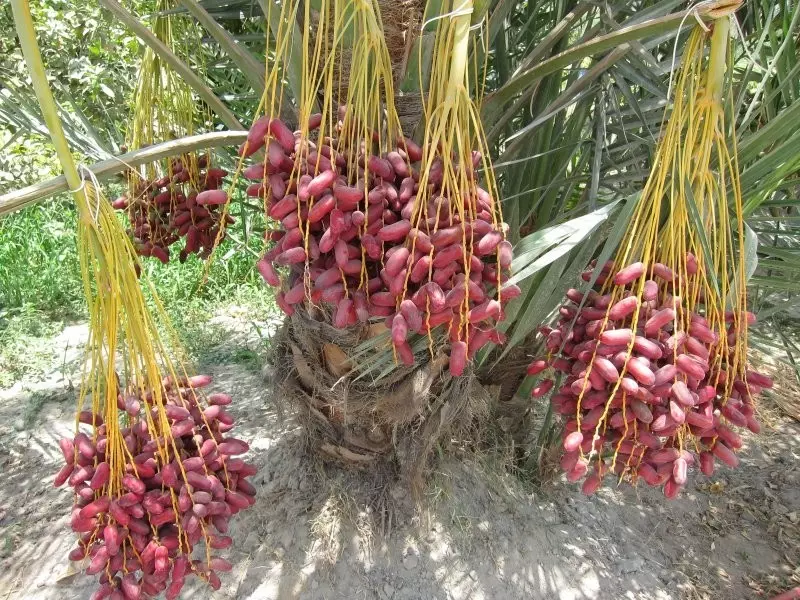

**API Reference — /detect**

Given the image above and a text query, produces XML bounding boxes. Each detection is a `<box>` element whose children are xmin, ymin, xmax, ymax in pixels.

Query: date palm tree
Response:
<box><xmin>2</xmin><ymin>0</ymin><xmax>799</xmax><ymax>480</ymax></box>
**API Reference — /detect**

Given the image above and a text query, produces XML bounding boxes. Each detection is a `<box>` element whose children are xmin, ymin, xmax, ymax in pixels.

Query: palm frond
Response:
<box><xmin>97</xmin><ymin>0</ymin><xmax>243</xmax><ymax>130</ymax></box>
<box><xmin>177</xmin><ymin>0</ymin><xmax>266</xmax><ymax>95</ymax></box>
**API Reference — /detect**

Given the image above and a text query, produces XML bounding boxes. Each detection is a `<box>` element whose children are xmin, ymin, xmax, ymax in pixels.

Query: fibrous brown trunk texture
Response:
<box><xmin>272</xmin><ymin>308</ymin><xmax>491</xmax><ymax>488</ymax></box>
<box><xmin>307</xmin><ymin>0</ymin><xmax>425</xmax><ymax>133</ymax></box>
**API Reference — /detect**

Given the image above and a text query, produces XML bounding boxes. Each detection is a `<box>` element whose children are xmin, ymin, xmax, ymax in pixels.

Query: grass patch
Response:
<box><xmin>0</xmin><ymin>306</ymin><xmax>66</xmax><ymax>388</ymax></box>
<box><xmin>0</xmin><ymin>179</ymin><xmax>277</xmax><ymax>385</ymax></box>
<box><xmin>0</xmin><ymin>200</ymin><xmax>85</xmax><ymax>318</ymax></box>
<box><xmin>0</xmin><ymin>528</ymin><xmax>17</xmax><ymax>559</ymax></box>
<box><xmin>18</xmin><ymin>387</ymin><xmax>75</xmax><ymax>430</ymax></box>
<box><xmin>159</xmin><ymin>282</ymin><xmax>278</xmax><ymax>371</ymax></box>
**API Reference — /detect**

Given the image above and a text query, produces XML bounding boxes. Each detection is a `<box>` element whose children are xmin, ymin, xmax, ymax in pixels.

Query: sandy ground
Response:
<box><xmin>0</xmin><ymin>317</ymin><xmax>798</xmax><ymax>600</ymax></box>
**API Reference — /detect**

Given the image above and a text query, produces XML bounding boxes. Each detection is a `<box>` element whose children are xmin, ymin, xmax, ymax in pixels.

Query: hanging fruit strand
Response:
<box><xmin>114</xmin><ymin>0</ymin><xmax>232</xmax><ymax>266</ymax></box>
<box><xmin>239</xmin><ymin>0</ymin><xmax>517</xmax><ymax>377</ymax></box>
<box><xmin>10</xmin><ymin>1</ymin><xmax>257</xmax><ymax>594</ymax></box>
<box><xmin>402</xmin><ymin>0</ymin><xmax>511</xmax><ymax>374</ymax></box>
<box><xmin>56</xmin><ymin>180</ymin><xmax>257</xmax><ymax>599</ymax></box>
<box><xmin>526</xmin><ymin>8</ymin><xmax>771</xmax><ymax>499</ymax></box>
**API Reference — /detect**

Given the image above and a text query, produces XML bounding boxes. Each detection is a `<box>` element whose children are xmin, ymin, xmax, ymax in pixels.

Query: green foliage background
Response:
<box><xmin>1</xmin><ymin>0</ymin><xmax>136</xmax><ymax>315</ymax></box>
<box><xmin>0</xmin><ymin>0</ymin><xmax>269</xmax><ymax>319</ymax></box>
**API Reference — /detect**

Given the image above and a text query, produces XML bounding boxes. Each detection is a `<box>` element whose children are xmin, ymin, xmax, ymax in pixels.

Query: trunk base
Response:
<box><xmin>272</xmin><ymin>309</ymin><xmax>491</xmax><ymax>490</ymax></box>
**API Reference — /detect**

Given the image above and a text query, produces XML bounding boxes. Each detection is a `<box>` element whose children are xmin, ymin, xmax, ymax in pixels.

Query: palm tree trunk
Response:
<box><xmin>272</xmin><ymin>307</ymin><xmax>491</xmax><ymax>486</ymax></box>
<box><xmin>270</xmin><ymin>0</ymin><xmax>506</xmax><ymax>484</ymax></box>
